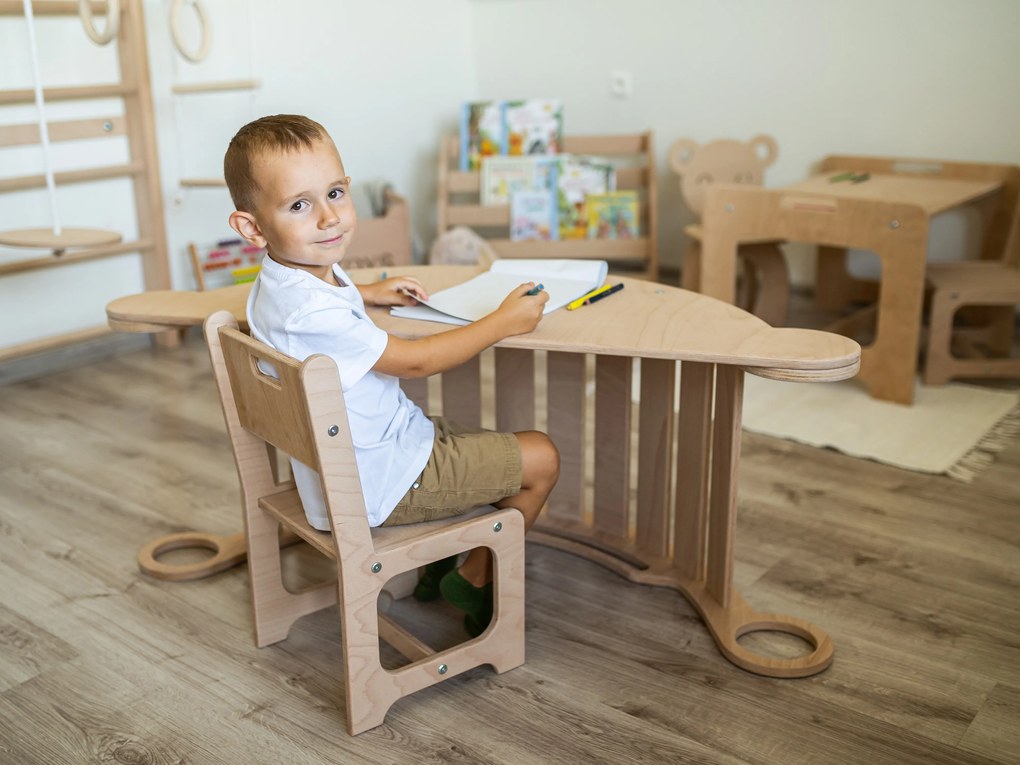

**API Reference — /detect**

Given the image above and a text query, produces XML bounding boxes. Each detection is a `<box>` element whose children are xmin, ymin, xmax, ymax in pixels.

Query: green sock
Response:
<box><xmin>439</xmin><ymin>569</ymin><xmax>493</xmax><ymax>638</ymax></box>
<box><xmin>413</xmin><ymin>556</ymin><xmax>458</xmax><ymax>602</ymax></box>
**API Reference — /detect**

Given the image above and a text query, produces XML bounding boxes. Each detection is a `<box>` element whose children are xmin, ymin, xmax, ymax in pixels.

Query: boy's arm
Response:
<box><xmin>358</xmin><ymin>276</ymin><xmax>428</xmax><ymax>307</ymax></box>
<box><xmin>373</xmin><ymin>283</ymin><xmax>548</xmax><ymax>378</ymax></box>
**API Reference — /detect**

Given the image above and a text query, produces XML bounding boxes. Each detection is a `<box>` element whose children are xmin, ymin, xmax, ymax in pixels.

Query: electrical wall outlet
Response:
<box><xmin>610</xmin><ymin>70</ymin><xmax>633</xmax><ymax>99</ymax></box>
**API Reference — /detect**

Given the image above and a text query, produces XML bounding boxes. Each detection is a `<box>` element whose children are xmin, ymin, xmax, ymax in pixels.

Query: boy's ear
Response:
<box><xmin>228</xmin><ymin>210</ymin><xmax>266</xmax><ymax>248</ymax></box>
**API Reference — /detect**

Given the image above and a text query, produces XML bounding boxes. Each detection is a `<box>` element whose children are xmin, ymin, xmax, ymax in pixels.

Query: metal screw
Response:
<box><xmin>890</xmin><ymin>220</ymin><xmax>900</xmax><ymax>229</ymax></box>
<box><xmin>493</xmin><ymin>521</ymin><xmax>502</xmax><ymax>532</ymax></box>
<box><xmin>327</xmin><ymin>425</ymin><xmax>339</xmax><ymax>437</ymax></box>
<box><xmin>438</xmin><ymin>664</ymin><xmax>448</xmax><ymax>675</ymax></box>
<box><xmin>103</xmin><ymin>120</ymin><xmax>113</xmax><ymax>132</ymax></box>
<box><xmin>371</xmin><ymin>562</ymin><xmax>382</xmax><ymax>573</ymax></box>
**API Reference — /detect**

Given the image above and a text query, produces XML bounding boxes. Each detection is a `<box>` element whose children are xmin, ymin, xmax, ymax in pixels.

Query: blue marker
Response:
<box><xmin>526</xmin><ymin>283</ymin><xmax>544</xmax><ymax>296</ymax></box>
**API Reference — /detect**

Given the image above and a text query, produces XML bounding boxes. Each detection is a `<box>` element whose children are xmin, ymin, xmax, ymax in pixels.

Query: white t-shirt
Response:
<box><xmin>246</xmin><ymin>257</ymin><xmax>434</xmax><ymax>529</ymax></box>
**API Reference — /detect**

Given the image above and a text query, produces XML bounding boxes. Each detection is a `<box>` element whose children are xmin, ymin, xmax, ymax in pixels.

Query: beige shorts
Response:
<box><xmin>382</xmin><ymin>416</ymin><xmax>522</xmax><ymax>526</ymax></box>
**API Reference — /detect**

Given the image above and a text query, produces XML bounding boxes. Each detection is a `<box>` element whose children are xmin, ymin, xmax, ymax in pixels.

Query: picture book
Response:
<box><xmin>553</xmin><ymin>156</ymin><xmax>616</xmax><ymax>240</ymax></box>
<box><xmin>503</xmin><ymin>99</ymin><xmax>563</xmax><ymax>157</ymax></box>
<box><xmin>390</xmin><ymin>258</ymin><xmax>608</xmax><ymax>326</ymax></box>
<box><xmin>480</xmin><ymin>155</ymin><xmax>556</xmax><ymax>206</ymax></box>
<box><xmin>587</xmin><ymin>191</ymin><xmax>639</xmax><ymax>240</ymax></box>
<box><xmin>510</xmin><ymin>189</ymin><xmax>557</xmax><ymax>241</ymax></box>
<box><xmin>460</xmin><ymin>100</ymin><xmax>504</xmax><ymax>171</ymax></box>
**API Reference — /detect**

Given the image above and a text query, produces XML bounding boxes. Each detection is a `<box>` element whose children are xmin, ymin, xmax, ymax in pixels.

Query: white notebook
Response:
<box><xmin>390</xmin><ymin>259</ymin><xmax>608</xmax><ymax>326</ymax></box>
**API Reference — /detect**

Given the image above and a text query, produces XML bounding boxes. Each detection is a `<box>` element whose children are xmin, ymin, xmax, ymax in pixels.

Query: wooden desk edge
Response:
<box><xmin>743</xmin><ymin>359</ymin><xmax>861</xmax><ymax>383</ymax></box>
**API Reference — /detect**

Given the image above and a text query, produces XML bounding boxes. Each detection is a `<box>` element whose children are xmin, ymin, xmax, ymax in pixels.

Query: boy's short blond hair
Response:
<box><xmin>224</xmin><ymin>114</ymin><xmax>332</xmax><ymax>212</ymax></box>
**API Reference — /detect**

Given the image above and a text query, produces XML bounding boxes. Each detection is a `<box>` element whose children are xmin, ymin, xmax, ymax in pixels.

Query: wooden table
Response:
<box><xmin>698</xmin><ymin>173</ymin><xmax>1004</xmax><ymax>405</ymax></box>
<box><xmin>108</xmin><ymin>265</ymin><xmax>860</xmax><ymax>678</ymax></box>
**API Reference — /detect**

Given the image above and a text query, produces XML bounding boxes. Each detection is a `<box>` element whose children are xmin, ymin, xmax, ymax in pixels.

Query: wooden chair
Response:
<box><xmin>668</xmin><ymin>135</ymin><xmax>790</xmax><ymax>326</ymax></box>
<box><xmin>924</xmin><ymin>198</ymin><xmax>1020</xmax><ymax>384</ymax></box>
<box><xmin>203</xmin><ymin>310</ymin><xmax>526</xmax><ymax>735</ymax></box>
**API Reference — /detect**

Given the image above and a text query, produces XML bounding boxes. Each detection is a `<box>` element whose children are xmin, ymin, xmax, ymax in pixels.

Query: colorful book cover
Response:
<box><xmin>553</xmin><ymin>156</ymin><xmax>616</xmax><ymax>240</ymax></box>
<box><xmin>586</xmin><ymin>191</ymin><xmax>639</xmax><ymax>240</ymax></box>
<box><xmin>459</xmin><ymin>100</ymin><xmax>504</xmax><ymax>171</ymax></box>
<box><xmin>503</xmin><ymin>99</ymin><xmax>563</xmax><ymax>157</ymax></box>
<box><xmin>510</xmin><ymin>189</ymin><xmax>558</xmax><ymax>241</ymax></box>
<box><xmin>480</xmin><ymin>155</ymin><xmax>556</xmax><ymax>206</ymax></box>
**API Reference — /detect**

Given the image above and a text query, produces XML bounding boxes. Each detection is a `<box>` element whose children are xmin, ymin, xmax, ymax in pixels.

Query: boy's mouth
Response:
<box><xmin>317</xmin><ymin>233</ymin><xmax>344</xmax><ymax>246</ymax></box>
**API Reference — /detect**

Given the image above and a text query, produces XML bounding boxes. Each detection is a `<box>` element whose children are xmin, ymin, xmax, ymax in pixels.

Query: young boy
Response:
<box><xmin>223</xmin><ymin>114</ymin><xmax>559</xmax><ymax>637</ymax></box>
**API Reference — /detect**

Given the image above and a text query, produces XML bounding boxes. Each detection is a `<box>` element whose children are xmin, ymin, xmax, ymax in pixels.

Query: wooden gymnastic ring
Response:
<box><xmin>170</xmin><ymin>0</ymin><xmax>212</xmax><ymax>63</ymax></box>
<box><xmin>79</xmin><ymin>0</ymin><xmax>120</xmax><ymax>46</ymax></box>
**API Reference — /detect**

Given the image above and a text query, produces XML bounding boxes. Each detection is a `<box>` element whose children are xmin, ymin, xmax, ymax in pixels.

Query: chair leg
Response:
<box><xmin>740</xmin><ymin>243</ymin><xmax>790</xmax><ymax>327</ymax></box>
<box><xmin>924</xmin><ymin>289</ymin><xmax>960</xmax><ymax>386</ymax></box>
<box><xmin>340</xmin><ymin>510</ymin><xmax>527</xmax><ymax>735</ymax></box>
<box><xmin>245</xmin><ymin>501</ymin><xmax>337</xmax><ymax>647</ymax></box>
<box><xmin>681</xmin><ymin>240</ymin><xmax>701</xmax><ymax>292</ymax></box>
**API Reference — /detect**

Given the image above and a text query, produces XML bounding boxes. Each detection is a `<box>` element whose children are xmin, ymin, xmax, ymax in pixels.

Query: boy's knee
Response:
<box><xmin>519</xmin><ymin>431</ymin><xmax>559</xmax><ymax>484</ymax></box>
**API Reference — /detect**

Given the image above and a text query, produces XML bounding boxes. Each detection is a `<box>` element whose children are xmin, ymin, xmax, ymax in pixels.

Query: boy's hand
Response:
<box><xmin>492</xmin><ymin>282</ymin><xmax>548</xmax><ymax>336</ymax></box>
<box><xmin>360</xmin><ymin>276</ymin><xmax>428</xmax><ymax>306</ymax></box>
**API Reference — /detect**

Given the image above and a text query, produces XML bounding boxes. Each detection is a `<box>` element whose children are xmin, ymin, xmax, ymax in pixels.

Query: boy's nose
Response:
<box><xmin>318</xmin><ymin>207</ymin><xmax>340</xmax><ymax>229</ymax></box>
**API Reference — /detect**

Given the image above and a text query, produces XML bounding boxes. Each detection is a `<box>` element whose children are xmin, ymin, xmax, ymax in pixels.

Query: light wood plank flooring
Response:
<box><xmin>1</xmin><ymin>311</ymin><xmax>1018</xmax><ymax>764</ymax></box>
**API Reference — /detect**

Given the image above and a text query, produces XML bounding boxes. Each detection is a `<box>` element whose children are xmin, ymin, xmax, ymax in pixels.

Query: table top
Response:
<box><xmin>106</xmin><ymin>265</ymin><xmax>860</xmax><ymax>381</ymax></box>
<box><xmin>785</xmin><ymin>173</ymin><xmax>1002</xmax><ymax>216</ymax></box>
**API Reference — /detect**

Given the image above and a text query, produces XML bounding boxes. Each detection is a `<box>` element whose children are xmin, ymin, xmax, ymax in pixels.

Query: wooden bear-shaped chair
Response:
<box><xmin>669</xmin><ymin>135</ymin><xmax>790</xmax><ymax>326</ymax></box>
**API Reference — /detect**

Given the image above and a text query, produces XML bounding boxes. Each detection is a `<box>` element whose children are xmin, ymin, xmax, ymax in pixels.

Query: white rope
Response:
<box><xmin>22</xmin><ymin>0</ymin><xmax>60</xmax><ymax>236</ymax></box>
<box><xmin>79</xmin><ymin>0</ymin><xmax>121</xmax><ymax>46</ymax></box>
<box><xmin>170</xmin><ymin>0</ymin><xmax>212</xmax><ymax>63</ymax></box>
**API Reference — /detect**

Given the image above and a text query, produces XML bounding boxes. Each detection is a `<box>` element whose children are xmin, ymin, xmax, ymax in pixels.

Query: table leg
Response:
<box><xmin>857</xmin><ymin>219</ymin><xmax>930</xmax><ymax>405</ymax></box>
<box><xmin>533</xmin><ymin>357</ymin><xmax>834</xmax><ymax>678</ymax></box>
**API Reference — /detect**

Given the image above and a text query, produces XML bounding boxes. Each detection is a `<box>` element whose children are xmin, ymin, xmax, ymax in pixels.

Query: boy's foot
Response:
<box><xmin>413</xmin><ymin>556</ymin><xmax>459</xmax><ymax>602</ymax></box>
<box><xmin>439</xmin><ymin>569</ymin><xmax>493</xmax><ymax>638</ymax></box>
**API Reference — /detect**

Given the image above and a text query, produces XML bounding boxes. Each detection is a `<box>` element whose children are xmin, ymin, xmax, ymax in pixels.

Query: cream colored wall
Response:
<box><xmin>468</xmin><ymin>0</ymin><xmax>1020</xmax><ymax>281</ymax></box>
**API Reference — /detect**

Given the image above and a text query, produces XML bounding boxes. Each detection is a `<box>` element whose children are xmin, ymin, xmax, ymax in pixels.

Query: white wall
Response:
<box><xmin>2</xmin><ymin>0</ymin><xmax>1018</xmax><ymax>353</ymax></box>
<box><xmin>469</xmin><ymin>0</ymin><xmax>1020</xmax><ymax>278</ymax></box>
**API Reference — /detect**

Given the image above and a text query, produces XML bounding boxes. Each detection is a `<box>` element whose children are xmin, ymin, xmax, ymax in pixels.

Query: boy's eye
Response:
<box><xmin>290</xmin><ymin>200</ymin><xmax>307</xmax><ymax>212</ymax></box>
<box><xmin>328</xmin><ymin>188</ymin><xmax>345</xmax><ymax>200</ymax></box>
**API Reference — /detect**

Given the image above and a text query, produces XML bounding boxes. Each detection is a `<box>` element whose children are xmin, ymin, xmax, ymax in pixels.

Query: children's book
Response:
<box><xmin>460</xmin><ymin>101</ymin><xmax>504</xmax><ymax>171</ymax></box>
<box><xmin>587</xmin><ymin>191</ymin><xmax>639</xmax><ymax>240</ymax></box>
<box><xmin>480</xmin><ymin>155</ymin><xmax>556</xmax><ymax>206</ymax></box>
<box><xmin>390</xmin><ymin>258</ymin><xmax>608</xmax><ymax>326</ymax></box>
<box><xmin>503</xmin><ymin>99</ymin><xmax>563</xmax><ymax>157</ymax></box>
<box><xmin>510</xmin><ymin>189</ymin><xmax>557</xmax><ymax>241</ymax></box>
<box><xmin>553</xmin><ymin>156</ymin><xmax>616</xmax><ymax>240</ymax></box>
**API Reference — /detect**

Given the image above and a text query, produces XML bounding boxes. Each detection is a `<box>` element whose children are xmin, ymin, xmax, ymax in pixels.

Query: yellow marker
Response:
<box><xmin>566</xmin><ymin>284</ymin><xmax>611</xmax><ymax>310</ymax></box>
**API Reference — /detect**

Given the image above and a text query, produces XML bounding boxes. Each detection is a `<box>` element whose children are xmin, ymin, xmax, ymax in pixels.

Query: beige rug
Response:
<box><xmin>741</xmin><ymin>375</ymin><xmax>1020</xmax><ymax>481</ymax></box>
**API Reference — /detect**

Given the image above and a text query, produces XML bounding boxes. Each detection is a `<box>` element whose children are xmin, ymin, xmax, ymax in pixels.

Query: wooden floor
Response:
<box><xmin>1</xmin><ymin>303</ymin><xmax>1018</xmax><ymax>764</ymax></box>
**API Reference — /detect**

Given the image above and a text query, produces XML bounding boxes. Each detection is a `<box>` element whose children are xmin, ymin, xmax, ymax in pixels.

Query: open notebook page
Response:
<box><xmin>390</xmin><ymin>259</ymin><xmax>608</xmax><ymax>326</ymax></box>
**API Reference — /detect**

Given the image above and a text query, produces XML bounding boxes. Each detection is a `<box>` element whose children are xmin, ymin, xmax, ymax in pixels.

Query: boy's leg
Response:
<box><xmin>441</xmin><ymin>430</ymin><xmax>559</xmax><ymax>636</ymax></box>
<box><xmin>452</xmin><ymin>430</ymin><xmax>560</xmax><ymax>588</ymax></box>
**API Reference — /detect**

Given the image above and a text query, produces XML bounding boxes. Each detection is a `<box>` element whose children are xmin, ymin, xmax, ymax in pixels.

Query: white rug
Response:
<box><xmin>741</xmin><ymin>375</ymin><xmax>1020</xmax><ymax>481</ymax></box>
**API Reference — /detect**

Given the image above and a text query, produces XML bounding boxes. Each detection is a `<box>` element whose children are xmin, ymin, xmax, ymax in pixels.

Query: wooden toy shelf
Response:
<box><xmin>437</xmin><ymin>131</ymin><xmax>658</xmax><ymax>279</ymax></box>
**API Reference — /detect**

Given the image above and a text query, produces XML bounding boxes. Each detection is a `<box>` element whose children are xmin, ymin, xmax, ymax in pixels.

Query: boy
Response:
<box><xmin>224</xmin><ymin>115</ymin><xmax>559</xmax><ymax>637</ymax></box>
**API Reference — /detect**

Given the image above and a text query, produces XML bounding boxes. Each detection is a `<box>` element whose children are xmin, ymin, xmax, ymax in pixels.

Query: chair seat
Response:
<box><xmin>260</xmin><ymin>488</ymin><xmax>501</xmax><ymax>558</ymax></box>
<box><xmin>926</xmin><ymin>260</ymin><xmax>1020</xmax><ymax>293</ymax></box>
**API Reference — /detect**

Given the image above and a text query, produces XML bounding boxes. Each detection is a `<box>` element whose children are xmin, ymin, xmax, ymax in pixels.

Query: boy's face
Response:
<box><xmin>229</xmin><ymin>137</ymin><xmax>357</xmax><ymax>282</ymax></box>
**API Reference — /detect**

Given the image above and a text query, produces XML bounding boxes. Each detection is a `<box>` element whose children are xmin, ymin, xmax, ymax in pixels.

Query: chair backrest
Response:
<box><xmin>203</xmin><ymin>310</ymin><xmax>372</xmax><ymax>546</ymax></box>
<box><xmin>668</xmin><ymin>135</ymin><xmax>778</xmax><ymax>219</ymax></box>
<box><xmin>819</xmin><ymin>154</ymin><xmax>1020</xmax><ymax>266</ymax></box>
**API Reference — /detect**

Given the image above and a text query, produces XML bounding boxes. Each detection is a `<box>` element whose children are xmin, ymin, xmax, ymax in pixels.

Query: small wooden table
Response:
<box><xmin>108</xmin><ymin>266</ymin><xmax>860</xmax><ymax>678</ymax></box>
<box><xmin>698</xmin><ymin>173</ymin><xmax>1004</xmax><ymax>405</ymax></box>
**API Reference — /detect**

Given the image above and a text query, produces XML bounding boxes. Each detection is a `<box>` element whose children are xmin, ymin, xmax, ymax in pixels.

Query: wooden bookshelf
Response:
<box><xmin>437</xmin><ymin>131</ymin><xmax>658</xmax><ymax>279</ymax></box>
